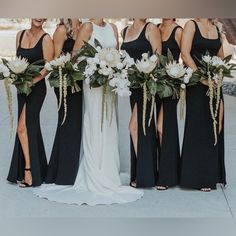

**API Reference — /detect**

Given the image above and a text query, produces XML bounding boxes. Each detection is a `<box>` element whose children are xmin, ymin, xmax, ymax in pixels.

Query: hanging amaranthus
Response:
<box><xmin>148</xmin><ymin>95</ymin><xmax>155</xmax><ymax>127</ymax></box>
<box><xmin>142</xmin><ymin>82</ymin><xmax>148</xmax><ymax>136</ymax></box>
<box><xmin>4</xmin><ymin>78</ymin><xmax>14</xmax><ymax>137</ymax></box>
<box><xmin>179</xmin><ymin>86</ymin><xmax>186</xmax><ymax>120</ymax></box>
<box><xmin>61</xmin><ymin>74</ymin><xmax>68</xmax><ymax>125</ymax></box>
<box><xmin>207</xmin><ymin>68</ymin><xmax>218</xmax><ymax>146</ymax></box>
<box><xmin>58</xmin><ymin>66</ymin><xmax>63</xmax><ymax>111</ymax></box>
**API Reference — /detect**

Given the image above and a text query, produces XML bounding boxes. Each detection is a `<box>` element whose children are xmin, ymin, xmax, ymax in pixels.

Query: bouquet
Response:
<box><xmin>1</xmin><ymin>57</ymin><xmax>43</xmax><ymax>136</ymax></box>
<box><xmin>45</xmin><ymin>53</ymin><xmax>85</xmax><ymax>125</ymax></box>
<box><xmin>76</xmin><ymin>39</ymin><xmax>132</xmax><ymax>130</ymax></box>
<box><xmin>127</xmin><ymin>52</ymin><xmax>173</xmax><ymax>135</ymax></box>
<box><xmin>195</xmin><ymin>52</ymin><xmax>236</xmax><ymax>145</ymax></box>
<box><xmin>157</xmin><ymin>49</ymin><xmax>197</xmax><ymax>118</ymax></box>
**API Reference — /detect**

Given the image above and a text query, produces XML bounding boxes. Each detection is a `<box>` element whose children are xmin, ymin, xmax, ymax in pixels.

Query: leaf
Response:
<box><xmin>167</xmin><ymin>49</ymin><xmax>174</xmax><ymax>62</ymax></box>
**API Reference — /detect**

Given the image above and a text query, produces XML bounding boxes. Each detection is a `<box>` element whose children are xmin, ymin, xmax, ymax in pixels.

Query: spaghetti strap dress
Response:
<box><xmin>45</xmin><ymin>37</ymin><xmax>83</xmax><ymax>185</ymax></box>
<box><xmin>157</xmin><ymin>25</ymin><xmax>182</xmax><ymax>187</ymax></box>
<box><xmin>180</xmin><ymin>20</ymin><xmax>226</xmax><ymax>189</ymax></box>
<box><xmin>7</xmin><ymin>30</ymin><xmax>48</xmax><ymax>187</ymax></box>
<box><xmin>121</xmin><ymin>23</ymin><xmax>158</xmax><ymax>187</ymax></box>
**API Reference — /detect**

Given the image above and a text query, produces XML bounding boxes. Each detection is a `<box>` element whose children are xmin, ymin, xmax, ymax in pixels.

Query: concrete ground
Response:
<box><xmin>0</xmin><ymin>80</ymin><xmax>236</xmax><ymax>218</ymax></box>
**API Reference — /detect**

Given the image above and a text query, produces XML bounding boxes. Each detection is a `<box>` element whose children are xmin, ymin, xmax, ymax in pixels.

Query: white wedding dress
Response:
<box><xmin>33</xmin><ymin>22</ymin><xmax>144</xmax><ymax>205</ymax></box>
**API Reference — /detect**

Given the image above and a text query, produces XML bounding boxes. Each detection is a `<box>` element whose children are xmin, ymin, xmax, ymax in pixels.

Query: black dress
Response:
<box><xmin>180</xmin><ymin>20</ymin><xmax>226</xmax><ymax>189</ymax></box>
<box><xmin>157</xmin><ymin>25</ymin><xmax>182</xmax><ymax>187</ymax></box>
<box><xmin>45</xmin><ymin>37</ymin><xmax>83</xmax><ymax>185</ymax></box>
<box><xmin>7</xmin><ymin>30</ymin><xmax>48</xmax><ymax>187</ymax></box>
<box><xmin>121</xmin><ymin>23</ymin><xmax>158</xmax><ymax>187</ymax></box>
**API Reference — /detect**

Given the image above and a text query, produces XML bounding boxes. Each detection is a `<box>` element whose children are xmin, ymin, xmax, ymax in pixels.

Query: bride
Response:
<box><xmin>33</xmin><ymin>18</ymin><xmax>144</xmax><ymax>205</ymax></box>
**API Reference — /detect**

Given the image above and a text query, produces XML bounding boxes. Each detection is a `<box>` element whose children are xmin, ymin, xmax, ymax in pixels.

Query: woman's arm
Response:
<box><xmin>53</xmin><ymin>25</ymin><xmax>67</xmax><ymax>58</ymax></box>
<box><xmin>72</xmin><ymin>22</ymin><xmax>93</xmax><ymax>57</ymax></box>
<box><xmin>181</xmin><ymin>21</ymin><xmax>197</xmax><ymax>71</ymax></box>
<box><xmin>175</xmin><ymin>27</ymin><xmax>183</xmax><ymax>48</ymax></box>
<box><xmin>217</xmin><ymin>45</ymin><xmax>224</xmax><ymax>59</ymax></box>
<box><xmin>147</xmin><ymin>23</ymin><xmax>162</xmax><ymax>55</ymax></box>
<box><xmin>33</xmin><ymin>34</ymin><xmax>54</xmax><ymax>84</ymax></box>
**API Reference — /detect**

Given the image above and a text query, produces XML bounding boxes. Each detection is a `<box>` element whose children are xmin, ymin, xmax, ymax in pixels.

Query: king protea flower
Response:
<box><xmin>136</xmin><ymin>53</ymin><xmax>157</xmax><ymax>74</ymax></box>
<box><xmin>166</xmin><ymin>61</ymin><xmax>186</xmax><ymax>78</ymax></box>
<box><xmin>98</xmin><ymin>48</ymin><xmax>121</xmax><ymax>68</ymax></box>
<box><xmin>7</xmin><ymin>57</ymin><xmax>29</xmax><ymax>74</ymax></box>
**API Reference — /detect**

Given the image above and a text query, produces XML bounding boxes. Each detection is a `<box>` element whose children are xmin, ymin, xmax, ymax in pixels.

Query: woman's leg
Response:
<box><xmin>17</xmin><ymin>105</ymin><xmax>32</xmax><ymax>187</ymax></box>
<box><xmin>219</xmin><ymin>100</ymin><xmax>224</xmax><ymax>134</ymax></box>
<box><xmin>129</xmin><ymin>103</ymin><xmax>138</xmax><ymax>187</ymax></box>
<box><xmin>157</xmin><ymin>103</ymin><xmax>163</xmax><ymax>145</ymax></box>
<box><xmin>156</xmin><ymin>103</ymin><xmax>168</xmax><ymax>190</ymax></box>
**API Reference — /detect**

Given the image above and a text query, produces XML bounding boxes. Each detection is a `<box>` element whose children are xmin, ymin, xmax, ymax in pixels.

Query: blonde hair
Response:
<box><xmin>59</xmin><ymin>18</ymin><xmax>73</xmax><ymax>38</ymax></box>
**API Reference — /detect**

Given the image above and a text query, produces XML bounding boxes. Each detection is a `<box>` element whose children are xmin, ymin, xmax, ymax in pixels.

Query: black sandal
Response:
<box><xmin>19</xmin><ymin>168</ymin><xmax>32</xmax><ymax>188</ymax></box>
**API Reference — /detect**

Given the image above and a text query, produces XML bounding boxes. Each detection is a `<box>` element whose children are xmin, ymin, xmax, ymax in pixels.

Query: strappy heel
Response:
<box><xmin>19</xmin><ymin>168</ymin><xmax>33</xmax><ymax>188</ymax></box>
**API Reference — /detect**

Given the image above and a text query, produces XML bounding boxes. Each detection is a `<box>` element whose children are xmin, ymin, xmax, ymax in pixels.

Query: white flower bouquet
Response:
<box><xmin>157</xmin><ymin>49</ymin><xmax>197</xmax><ymax>118</ymax></box>
<box><xmin>1</xmin><ymin>57</ymin><xmax>43</xmax><ymax>135</ymax></box>
<box><xmin>127</xmin><ymin>52</ymin><xmax>173</xmax><ymax>135</ymax></box>
<box><xmin>194</xmin><ymin>52</ymin><xmax>236</xmax><ymax>145</ymax></box>
<box><xmin>45</xmin><ymin>53</ymin><xmax>85</xmax><ymax>125</ymax></box>
<box><xmin>75</xmin><ymin>39</ymin><xmax>132</xmax><ymax>130</ymax></box>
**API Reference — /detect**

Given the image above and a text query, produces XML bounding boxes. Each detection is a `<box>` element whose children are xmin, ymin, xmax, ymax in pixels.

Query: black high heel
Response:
<box><xmin>19</xmin><ymin>168</ymin><xmax>33</xmax><ymax>188</ymax></box>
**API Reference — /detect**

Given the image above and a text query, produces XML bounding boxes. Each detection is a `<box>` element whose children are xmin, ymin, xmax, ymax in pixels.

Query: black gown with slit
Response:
<box><xmin>45</xmin><ymin>37</ymin><xmax>83</xmax><ymax>185</ymax></box>
<box><xmin>180</xmin><ymin>20</ymin><xmax>226</xmax><ymax>189</ymax></box>
<box><xmin>157</xmin><ymin>25</ymin><xmax>182</xmax><ymax>187</ymax></box>
<box><xmin>121</xmin><ymin>23</ymin><xmax>158</xmax><ymax>187</ymax></box>
<box><xmin>7</xmin><ymin>30</ymin><xmax>48</xmax><ymax>187</ymax></box>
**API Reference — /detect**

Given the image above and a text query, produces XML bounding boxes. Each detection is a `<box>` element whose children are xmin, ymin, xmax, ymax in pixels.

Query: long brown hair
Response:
<box><xmin>59</xmin><ymin>18</ymin><xmax>73</xmax><ymax>38</ymax></box>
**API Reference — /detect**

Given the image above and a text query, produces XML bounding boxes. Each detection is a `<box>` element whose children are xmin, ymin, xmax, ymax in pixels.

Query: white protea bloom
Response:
<box><xmin>52</xmin><ymin>53</ymin><xmax>71</xmax><ymax>67</ymax></box>
<box><xmin>166</xmin><ymin>61</ymin><xmax>186</xmax><ymax>78</ymax></box>
<box><xmin>150</xmin><ymin>54</ymin><xmax>158</xmax><ymax>63</ymax></box>
<box><xmin>212</xmin><ymin>56</ymin><xmax>225</xmax><ymax>67</ymax></box>
<box><xmin>202</xmin><ymin>55</ymin><xmax>212</xmax><ymax>64</ymax></box>
<box><xmin>181</xmin><ymin>83</ymin><xmax>186</xmax><ymax>89</ymax></box>
<box><xmin>7</xmin><ymin>57</ymin><xmax>29</xmax><ymax>74</ymax></box>
<box><xmin>98</xmin><ymin>48</ymin><xmax>121</xmax><ymax>68</ymax></box>
<box><xmin>45</xmin><ymin>62</ymin><xmax>53</xmax><ymax>71</ymax></box>
<box><xmin>136</xmin><ymin>54</ymin><xmax>157</xmax><ymax>74</ymax></box>
<box><xmin>0</xmin><ymin>63</ymin><xmax>10</xmax><ymax>77</ymax></box>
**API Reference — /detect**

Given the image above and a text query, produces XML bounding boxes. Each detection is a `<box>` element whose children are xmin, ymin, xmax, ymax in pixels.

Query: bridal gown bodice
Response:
<box><xmin>33</xmin><ymin>22</ymin><xmax>144</xmax><ymax>205</ymax></box>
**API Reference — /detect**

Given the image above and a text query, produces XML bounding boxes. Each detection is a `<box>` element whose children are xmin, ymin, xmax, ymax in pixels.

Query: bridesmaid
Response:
<box><xmin>156</xmin><ymin>19</ymin><xmax>183</xmax><ymax>190</ymax></box>
<box><xmin>45</xmin><ymin>18</ymin><xmax>83</xmax><ymax>185</ymax></box>
<box><xmin>180</xmin><ymin>18</ymin><xmax>226</xmax><ymax>191</ymax></box>
<box><xmin>121</xmin><ymin>19</ymin><xmax>162</xmax><ymax>188</ymax></box>
<box><xmin>7</xmin><ymin>18</ymin><xmax>54</xmax><ymax>187</ymax></box>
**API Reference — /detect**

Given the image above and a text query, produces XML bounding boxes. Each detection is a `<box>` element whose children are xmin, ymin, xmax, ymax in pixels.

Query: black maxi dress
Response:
<box><xmin>45</xmin><ymin>37</ymin><xmax>83</xmax><ymax>185</ymax></box>
<box><xmin>180</xmin><ymin>20</ymin><xmax>226</xmax><ymax>189</ymax></box>
<box><xmin>121</xmin><ymin>23</ymin><xmax>158</xmax><ymax>187</ymax></box>
<box><xmin>7</xmin><ymin>30</ymin><xmax>48</xmax><ymax>187</ymax></box>
<box><xmin>157</xmin><ymin>25</ymin><xmax>182</xmax><ymax>187</ymax></box>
